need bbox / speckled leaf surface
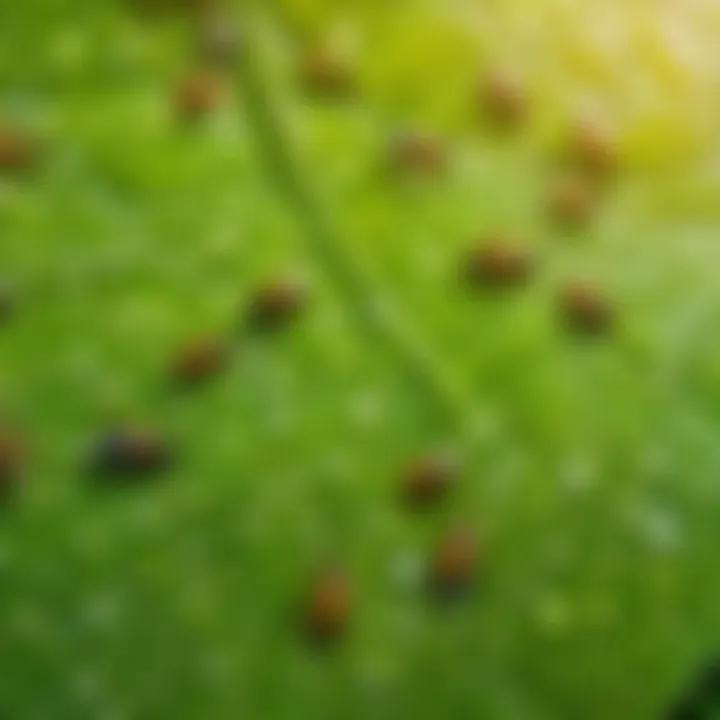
[1,2,720,719]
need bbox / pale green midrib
[238,35,471,432]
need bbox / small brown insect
[401,452,459,509]
[91,427,173,482]
[463,236,533,290]
[299,47,354,98]
[171,336,225,386]
[303,566,351,645]
[174,70,223,121]
[480,71,526,129]
[0,429,25,500]
[245,277,307,332]
[0,125,36,175]
[391,131,447,177]
[567,119,617,177]
[548,175,597,227]
[560,281,613,335]
[428,525,479,602]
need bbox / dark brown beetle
[0,125,37,175]
[303,566,351,645]
[462,235,533,290]
[548,174,597,227]
[299,47,354,98]
[171,336,226,387]
[401,452,459,509]
[174,70,223,121]
[245,277,308,333]
[427,525,479,602]
[391,131,447,178]
[567,119,618,177]
[560,281,613,336]
[480,70,527,129]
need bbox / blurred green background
[2,1,720,717]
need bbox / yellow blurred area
[276,0,720,170]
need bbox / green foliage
[1,2,720,718]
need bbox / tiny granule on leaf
[298,46,354,98]
[560,281,613,336]
[0,125,37,175]
[566,119,618,178]
[479,70,527,129]
[400,452,459,510]
[390,131,447,178]
[548,174,598,227]
[90,427,173,482]
[303,566,351,646]
[170,336,226,387]
[427,525,479,603]
[462,236,533,290]
[174,70,223,121]
[244,277,308,333]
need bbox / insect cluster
[0,3,624,656]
